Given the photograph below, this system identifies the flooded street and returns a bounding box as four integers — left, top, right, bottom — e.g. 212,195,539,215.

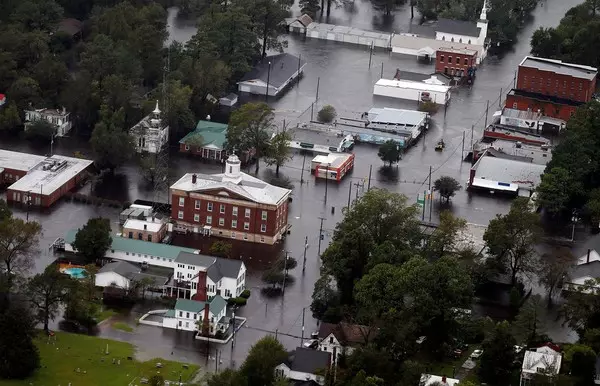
0,0,584,372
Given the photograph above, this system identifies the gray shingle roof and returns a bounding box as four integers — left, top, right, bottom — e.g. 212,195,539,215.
131,272,169,287
239,53,306,89
175,251,217,267
284,347,331,374
98,261,139,277
175,251,243,282
436,18,481,37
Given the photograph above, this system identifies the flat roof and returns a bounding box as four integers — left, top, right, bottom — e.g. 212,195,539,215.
472,154,546,190
487,140,552,166
367,107,429,126
375,78,451,93
312,153,353,168
123,219,164,233
437,46,478,55
8,154,93,195
502,107,541,120
0,149,47,173
520,56,597,80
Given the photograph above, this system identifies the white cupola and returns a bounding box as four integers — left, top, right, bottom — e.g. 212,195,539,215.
222,154,242,184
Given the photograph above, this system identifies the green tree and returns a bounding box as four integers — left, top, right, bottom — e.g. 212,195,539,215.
0,304,40,379
371,0,404,16
27,265,72,332
25,119,55,141
483,198,541,286
537,167,578,216
148,374,165,386
90,106,135,170
72,217,112,262
227,102,273,174
264,129,292,177
0,102,22,132
11,0,63,31
424,210,467,259
478,321,516,385
0,200,10,221
530,27,563,58
564,344,596,386
64,264,101,329
512,295,546,346
317,105,336,123
433,176,462,203
377,139,402,167
240,336,288,386
209,241,233,258
0,217,42,293
206,368,247,386
539,247,575,307
310,275,341,322
299,0,321,17
246,0,291,58
262,269,285,288
8,77,42,111
561,278,600,335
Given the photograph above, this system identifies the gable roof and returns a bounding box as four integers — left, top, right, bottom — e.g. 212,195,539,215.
170,172,291,206
522,350,562,375
174,252,243,282
65,230,197,260
283,347,330,374
239,53,306,89
175,295,227,315
175,251,217,267
436,18,481,37
179,120,228,150
98,261,139,276
318,322,375,346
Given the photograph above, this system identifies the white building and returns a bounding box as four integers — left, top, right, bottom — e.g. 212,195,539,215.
130,101,169,153
520,345,562,386
373,76,451,105
317,322,375,366
162,297,228,334
275,347,331,385
95,260,168,291
391,0,489,63
24,107,72,137
420,374,460,386
366,107,429,139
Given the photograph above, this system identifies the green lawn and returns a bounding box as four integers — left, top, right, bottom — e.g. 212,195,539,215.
95,307,117,323
112,322,134,332
0,331,199,386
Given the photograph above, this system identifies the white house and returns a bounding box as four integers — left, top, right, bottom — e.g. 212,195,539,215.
24,107,72,137
162,297,228,335
166,251,246,300
520,345,562,386
129,101,169,154
318,322,375,366
420,374,460,386
564,249,600,292
94,260,168,291
275,347,331,385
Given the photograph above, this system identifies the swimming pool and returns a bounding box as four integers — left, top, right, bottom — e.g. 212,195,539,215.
61,267,86,279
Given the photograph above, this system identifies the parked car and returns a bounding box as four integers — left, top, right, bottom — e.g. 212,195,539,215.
470,349,483,359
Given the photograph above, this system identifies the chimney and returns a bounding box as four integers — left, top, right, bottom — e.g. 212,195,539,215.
192,174,197,184
588,249,591,263
442,376,447,383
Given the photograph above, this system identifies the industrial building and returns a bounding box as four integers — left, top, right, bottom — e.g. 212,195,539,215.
373,77,451,105
366,107,429,142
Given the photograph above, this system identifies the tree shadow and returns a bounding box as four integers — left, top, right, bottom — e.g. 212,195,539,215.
377,165,400,182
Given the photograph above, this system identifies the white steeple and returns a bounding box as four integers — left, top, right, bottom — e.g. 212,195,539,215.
222,154,242,184
479,0,488,21
153,100,161,116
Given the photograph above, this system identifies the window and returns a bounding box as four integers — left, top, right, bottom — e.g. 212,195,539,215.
179,197,185,207
261,224,266,233
185,322,189,328
178,211,184,219
178,321,182,327
440,55,444,63
329,337,334,344
245,208,251,218
276,369,285,377
232,219,237,228
232,206,238,216
220,204,225,214
179,311,183,317
186,312,190,318
512,102,518,109
219,218,225,226
185,145,189,151
260,236,265,243
455,56,460,64
244,222,249,230
464,58,468,65
147,235,152,242
225,289,231,297
193,314,197,320
128,232,133,239
448,56,452,64
194,214,200,222
261,211,268,221
206,202,213,212
195,200,200,209
243,234,248,240
206,216,212,225
231,232,236,239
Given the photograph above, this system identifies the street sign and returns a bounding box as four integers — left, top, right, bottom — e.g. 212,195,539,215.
417,194,425,209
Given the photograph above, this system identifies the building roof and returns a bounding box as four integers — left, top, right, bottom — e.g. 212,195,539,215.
437,46,478,55
367,107,429,126
131,272,169,287
0,149,46,173
282,347,331,374
317,322,375,347
522,350,562,375
65,230,197,260
409,18,480,38
179,120,228,150
98,261,139,276
175,251,243,281
375,78,451,94
508,88,584,107
123,218,164,233
288,14,313,27
8,154,93,195
471,153,546,190
520,56,597,81
25,108,70,117
239,53,306,89
175,295,227,316
170,170,292,206
420,374,460,386
486,140,552,166
312,153,354,169
58,18,83,36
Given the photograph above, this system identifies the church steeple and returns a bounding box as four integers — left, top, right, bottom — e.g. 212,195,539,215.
479,0,488,21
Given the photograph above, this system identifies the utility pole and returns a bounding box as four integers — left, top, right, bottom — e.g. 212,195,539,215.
484,100,490,128
315,77,320,101
499,87,503,108
302,236,308,273
301,307,306,347
317,217,325,256
367,165,372,190
297,54,301,88
310,102,314,121
368,41,374,69
231,306,236,348
470,124,474,151
428,166,432,222
461,131,465,161
380,62,384,78
347,183,352,209
354,181,362,201
265,61,272,102
300,153,306,184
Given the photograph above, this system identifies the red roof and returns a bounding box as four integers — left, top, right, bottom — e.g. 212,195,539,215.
0,94,5,100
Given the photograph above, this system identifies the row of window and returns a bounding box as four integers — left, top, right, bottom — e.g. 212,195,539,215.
180,197,269,220
128,232,152,242
439,55,471,66
178,212,268,232
123,251,171,262
440,36,472,44
176,263,197,270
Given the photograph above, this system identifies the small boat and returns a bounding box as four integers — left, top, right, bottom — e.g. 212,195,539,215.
435,139,445,151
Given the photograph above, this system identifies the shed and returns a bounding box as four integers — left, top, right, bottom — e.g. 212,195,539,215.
219,93,238,107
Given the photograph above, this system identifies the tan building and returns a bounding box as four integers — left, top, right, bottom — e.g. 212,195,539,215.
122,218,167,243
170,154,292,245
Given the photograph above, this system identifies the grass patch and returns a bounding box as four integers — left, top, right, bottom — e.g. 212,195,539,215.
95,308,117,323
112,322,134,333
0,331,198,386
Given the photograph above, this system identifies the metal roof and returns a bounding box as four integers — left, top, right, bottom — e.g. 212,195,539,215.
375,78,451,93
436,18,481,37
367,107,429,126
471,154,546,190
239,53,306,89
520,56,597,80
179,120,228,150
175,295,227,316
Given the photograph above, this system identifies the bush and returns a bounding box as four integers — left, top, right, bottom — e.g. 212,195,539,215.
240,289,251,299
317,105,336,123
214,330,225,340
418,101,439,114
227,297,247,306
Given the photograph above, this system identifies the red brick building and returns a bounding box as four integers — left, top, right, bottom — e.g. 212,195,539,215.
0,150,92,207
505,56,597,121
170,154,292,245
435,47,478,78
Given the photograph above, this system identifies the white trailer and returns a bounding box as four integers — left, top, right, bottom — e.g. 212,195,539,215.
373,78,451,105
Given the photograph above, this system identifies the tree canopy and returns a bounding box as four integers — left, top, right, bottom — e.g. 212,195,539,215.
433,176,462,203
72,217,112,262
377,140,402,167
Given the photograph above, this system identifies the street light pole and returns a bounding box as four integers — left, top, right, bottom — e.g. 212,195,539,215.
265,61,272,102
